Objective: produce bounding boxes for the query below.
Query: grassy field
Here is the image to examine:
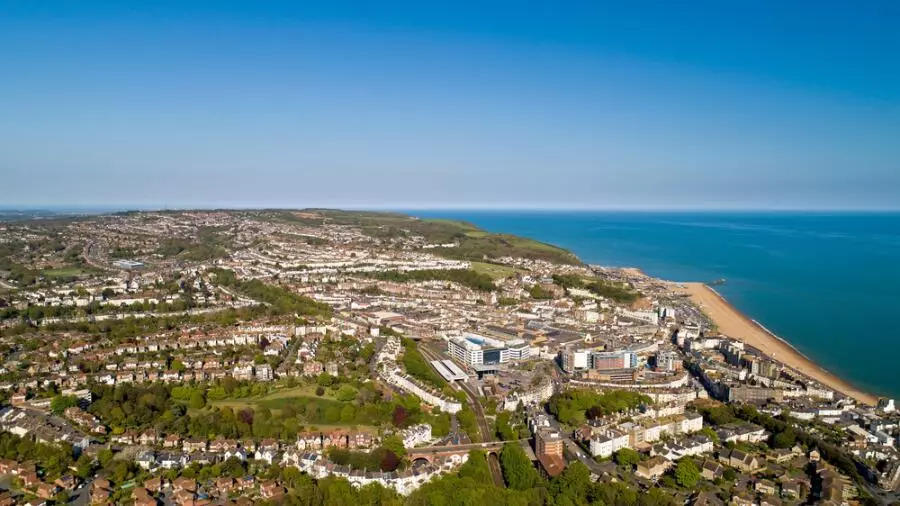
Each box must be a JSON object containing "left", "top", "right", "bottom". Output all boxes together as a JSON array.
[
  {"left": 471, "top": 261, "right": 521, "bottom": 280},
  {"left": 209, "top": 385, "right": 329, "bottom": 411},
  {"left": 42, "top": 267, "right": 88, "bottom": 277},
  {"left": 205, "top": 385, "right": 379, "bottom": 433},
  {"left": 422, "top": 218, "right": 480, "bottom": 233}
]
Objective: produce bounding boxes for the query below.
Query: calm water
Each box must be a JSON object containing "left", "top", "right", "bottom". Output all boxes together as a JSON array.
[{"left": 412, "top": 211, "right": 900, "bottom": 399}]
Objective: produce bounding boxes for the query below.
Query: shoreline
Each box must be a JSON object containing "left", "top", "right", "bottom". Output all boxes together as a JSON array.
[{"left": 675, "top": 282, "right": 878, "bottom": 406}]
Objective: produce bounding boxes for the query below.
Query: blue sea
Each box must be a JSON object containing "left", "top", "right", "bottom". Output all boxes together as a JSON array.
[{"left": 412, "top": 211, "right": 900, "bottom": 399}]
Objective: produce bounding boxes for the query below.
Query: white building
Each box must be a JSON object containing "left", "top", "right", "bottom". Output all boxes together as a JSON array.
[
  {"left": 401, "top": 424, "right": 433, "bottom": 448},
  {"left": 589, "top": 429, "right": 630, "bottom": 458}
]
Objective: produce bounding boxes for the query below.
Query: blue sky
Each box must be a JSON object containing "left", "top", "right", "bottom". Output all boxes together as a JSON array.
[{"left": 1, "top": 1, "right": 898, "bottom": 210}]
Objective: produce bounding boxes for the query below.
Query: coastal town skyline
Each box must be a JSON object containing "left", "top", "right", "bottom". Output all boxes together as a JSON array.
[
  {"left": 3, "top": 1, "right": 900, "bottom": 504},
  {"left": 2, "top": 207, "right": 900, "bottom": 505}
]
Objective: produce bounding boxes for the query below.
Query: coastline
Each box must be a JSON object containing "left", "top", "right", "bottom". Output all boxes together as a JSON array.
[{"left": 675, "top": 282, "right": 877, "bottom": 406}]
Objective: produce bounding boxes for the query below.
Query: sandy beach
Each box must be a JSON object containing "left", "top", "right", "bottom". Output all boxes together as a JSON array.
[{"left": 677, "top": 282, "right": 877, "bottom": 406}]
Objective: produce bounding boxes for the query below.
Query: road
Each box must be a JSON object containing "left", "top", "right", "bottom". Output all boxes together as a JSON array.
[{"left": 543, "top": 405, "right": 614, "bottom": 477}]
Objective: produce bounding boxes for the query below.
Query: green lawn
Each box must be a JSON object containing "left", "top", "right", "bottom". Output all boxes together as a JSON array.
[
  {"left": 471, "top": 261, "right": 521, "bottom": 280},
  {"left": 42, "top": 267, "right": 88, "bottom": 277}
]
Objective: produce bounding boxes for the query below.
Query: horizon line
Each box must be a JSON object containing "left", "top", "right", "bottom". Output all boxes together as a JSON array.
[{"left": 2, "top": 204, "right": 900, "bottom": 214}]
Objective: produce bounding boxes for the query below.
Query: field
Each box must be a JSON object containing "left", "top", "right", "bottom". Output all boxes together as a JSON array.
[
  {"left": 41, "top": 267, "right": 88, "bottom": 278},
  {"left": 470, "top": 261, "right": 521, "bottom": 280},
  {"left": 207, "top": 385, "right": 381, "bottom": 432},
  {"left": 209, "top": 384, "right": 326, "bottom": 411}
]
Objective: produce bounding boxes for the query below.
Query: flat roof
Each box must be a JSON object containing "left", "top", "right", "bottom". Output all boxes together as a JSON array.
[
  {"left": 430, "top": 360, "right": 466, "bottom": 381},
  {"left": 441, "top": 360, "right": 466, "bottom": 378}
]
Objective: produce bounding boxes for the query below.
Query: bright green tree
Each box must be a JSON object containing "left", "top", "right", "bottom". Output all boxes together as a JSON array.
[
  {"left": 674, "top": 458, "right": 700, "bottom": 488},
  {"left": 500, "top": 442, "right": 539, "bottom": 490}
]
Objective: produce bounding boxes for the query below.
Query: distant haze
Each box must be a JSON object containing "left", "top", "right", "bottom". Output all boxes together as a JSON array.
[{"left": 1, "top": 1, "right": 898, "bottom": 210}]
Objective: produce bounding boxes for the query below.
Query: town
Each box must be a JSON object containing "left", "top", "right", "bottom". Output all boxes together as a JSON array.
[{"left": 0, "top": 209, "right": 897, "bottom": 505}]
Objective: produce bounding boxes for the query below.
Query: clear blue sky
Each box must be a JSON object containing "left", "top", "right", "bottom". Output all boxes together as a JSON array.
[{"left": 1, "top": 1, "right": 898, "bottom": 210}]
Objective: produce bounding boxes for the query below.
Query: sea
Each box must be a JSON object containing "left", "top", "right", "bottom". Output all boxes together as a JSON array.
[{"left": 411, "top": 211, "right": 900, "bottom": 400}]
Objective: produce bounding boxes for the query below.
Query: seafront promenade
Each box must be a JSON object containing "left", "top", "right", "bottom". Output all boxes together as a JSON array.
[{"left": 678, "top": 282, "right": 878, "bottom": 406}]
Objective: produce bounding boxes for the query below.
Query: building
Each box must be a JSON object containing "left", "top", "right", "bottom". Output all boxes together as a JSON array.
[
  {"left": 448, "top": 333, "right": 529, "bottom": 367},
  {"left": 536, "top": 427, "right": 564, "bottom": 458},
  {"left": 636, "top": 456, "right": 672, "bottom": 480},
  {"left": 590, "top": 350, "right": 637, "bottom": 370},
  {"left": 589, "top": 429, "right": 630, "bottom": 458},
  {"left": 656, "top": 351, "right": 682, "bottom": 372},
  {"left": 113, "top": 259, "right": 145, "bottom": 270}
]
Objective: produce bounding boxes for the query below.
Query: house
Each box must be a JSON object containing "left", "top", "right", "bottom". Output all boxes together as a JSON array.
[
  {"left": 90, "top": 479, "right": 112, "bottom": 505},
  {"left": 136, "top": 451, "right": 157, "bottom": 470},
  {"left": 112, "top": 430, "right": 138, "bottom": 445},
  {"left": 90, "top": 487, "right": 111, "bottom": 505},
  {"left": 254, "top": 446, "right": 278, "bottom": 465},
  {"left": 139, "top": 430, "right": 159, "bottom": 445},
  {"left": 692, "top": 492, "right": 725, "bottom": 506},
  {"left": 260, "top": 480, "right": 285, "bottom": 499},
  {"left": 183, "top": 439, "right": 207, "bottom": 453},
  {"left": 700, "top": 459, "right": 724, "bottom": 481},
  {"left": 164, "top": 434, "right": 182, "bottom": 448},
  {"left": 223, "top": 448, "right": 247, "bottom": 462},
  {"left": 54, "top": 475, "right": 78, "bottom": 491},
  {"left": 172, "top": 489, "right": 195, "bottom": 506},
  {"left": 755, "top": 479, "right": 777, "bottom": 495},
  {"left": 730, "top": 494, "right": 754, "bottom": 506},
  {"left": 0, "top": 490, "right": 15, "bottom": 506},
  {"left": 172, "top": 477, "right": 197, "bottom": 493},
  {"left": 719, "top": 448, "right": 762, "bottom": 473},
  {"left": 144, "top": 476, "right": 166, "bottom": 493},
  {"left": 20, "top": 472, "right": 40, "bottom": 487},
  {"left": 780, "top": 480, "right": 801, "bottom": 499},
  {"left": 0, "top": 459, "right": 15, "bottom": 474},
  {"left": 349, "top": 432, "right": 374, "bottom": 449},
  {"left": 215, "top": 477, "right": 234, "bottom": 493},
  {"left": 636, "top": 456, "right": 672, "bottom": 480},
  {"left": 34, "top": 482, "right": 59, "bottom": 499}
]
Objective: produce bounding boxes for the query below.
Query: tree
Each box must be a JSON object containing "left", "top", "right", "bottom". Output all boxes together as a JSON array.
[
  {"left": 74, "top": 454, "right": 94, "bottom": 479},
  {"left": 500, "top": 443, "right": 539, "bottom": 490},
  {"left": 457, "top": 450, "right": 493, "bottom": 485},
  {"left": 189, "top": 391, "right": 206, "bottom": 410},
  {"left": 494, "top": 412, "right": 517, "bottom": 441},
  {"left": 381, "top": 435, "right": 406, "bottom": 459},
  {"left": 614, "top": 448, "right": 640, "bottom": 468},
  {"left": 50, "top": 395, "right": 78, "bottom": 415},
  {"left": 772, "top": 428, "right": 797, "bottom": 449},
  {"left": 97, "top": 448, "right": 114, "bottom": 469},
  {"left": 699, "top": 426, "right": 720, "bottom": 444},
  {"left": 551, "top": 461, "right": 591, "bottom": 503},
  {"left": 674, "top": 458, "right": 700, "bottom": 488},
  {"left": 336, "top": 384, "right": 358, "bottom": 402},
  {"left": 392, "top": 405, "right": 410, "bottom": 428}
]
